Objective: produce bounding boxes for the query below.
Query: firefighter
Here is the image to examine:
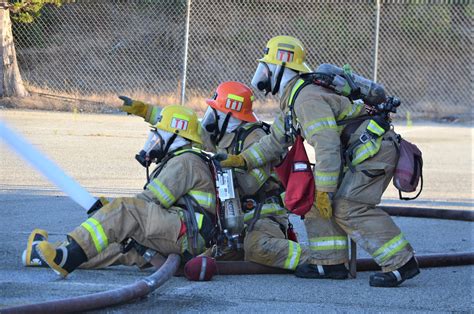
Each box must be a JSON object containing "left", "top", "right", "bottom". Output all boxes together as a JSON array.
[
  {"left": 34, "top": 105, "right": 217, "bottom": 277},
  {"left": 119, "top": 81, "right": 311, "bottom": 270},
  {"left": 200, "top": 81, "right": 310, "bottom": 270},
  {"left": 219, "top": 36, "right": 420, "bottom": 287}
]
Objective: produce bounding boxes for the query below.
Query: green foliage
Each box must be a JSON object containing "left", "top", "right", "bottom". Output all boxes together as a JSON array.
[{"left": 9, "top": 0, "right": 65, "bottom": 23}]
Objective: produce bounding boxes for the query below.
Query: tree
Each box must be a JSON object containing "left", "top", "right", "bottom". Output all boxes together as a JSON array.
[{"left": 8, "top": 0, "right": 64, "bottom": 23}]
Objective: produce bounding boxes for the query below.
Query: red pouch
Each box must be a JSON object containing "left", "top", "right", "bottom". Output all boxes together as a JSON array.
[{"left": 274, "top": 134, "right": 315, "bottom": 216}]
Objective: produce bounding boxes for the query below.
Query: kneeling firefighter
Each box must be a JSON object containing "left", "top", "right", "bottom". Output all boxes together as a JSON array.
[
  {"left": 200, "top": 81, "right": 311, "bottom": 270},
  {"left": 117, "top": 81, "right": 311, "bottom": 270},
  {"left": 219, "top": 35, "right": 420, "bottom": 287},
  {"left": 35, "top": 105, "right": 218, "bottom": 277}
]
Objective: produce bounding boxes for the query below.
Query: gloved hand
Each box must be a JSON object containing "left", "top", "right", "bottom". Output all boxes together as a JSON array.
[
  {"left": 315, "top": 191, "right": 333, "bottom": 219},
  {"left": 216, "top": 153, "right": 246, "bottom": 168},
  {"left": 119, "top": 96, "right": 148, "bottom": 118}
]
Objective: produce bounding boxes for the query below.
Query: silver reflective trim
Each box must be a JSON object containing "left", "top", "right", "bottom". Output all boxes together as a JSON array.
[
  {"left": 392, "top": 270, "right": 402, "bottom": 282},
  {"left": 199, "top": 257, "right": 207, "bottom": 281},
  {"left": 317, "top": 265, "right": 325, "bottom": 276},
  {"left": 59, "top": 246, "right": 68, "bottom": 268}
]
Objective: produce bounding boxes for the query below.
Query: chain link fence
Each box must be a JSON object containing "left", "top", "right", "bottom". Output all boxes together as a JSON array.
[{"left": 11, "top": 0, "right": 473, "bottom": 118}]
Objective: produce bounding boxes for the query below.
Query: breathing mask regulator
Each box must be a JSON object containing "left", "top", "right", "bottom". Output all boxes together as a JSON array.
[
  {"left": 201, "top": 106, "right": 243, "bottom": 145},
  {"left": 313, "top": 63, "right": 387, "bottom": 107}
]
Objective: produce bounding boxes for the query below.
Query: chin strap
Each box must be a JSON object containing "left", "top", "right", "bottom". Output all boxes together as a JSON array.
[
  {"left": 272, "top": 62, "right": 286, "bottom": 95},
  {"left": 215, "top": 112, "right": 232, "bottom": 145}
]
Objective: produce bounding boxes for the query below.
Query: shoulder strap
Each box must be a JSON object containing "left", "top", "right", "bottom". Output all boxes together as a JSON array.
[{"left": 231, "top": 122, "right": 271, "bottom": 155}]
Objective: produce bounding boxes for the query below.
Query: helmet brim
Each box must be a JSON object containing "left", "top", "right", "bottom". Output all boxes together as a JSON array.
[
  {"left": 205, "top": 99, "right": 258, "bottom": 123},
  {"left": 258, "top": 58, "right": 312, "bottom": 73}
]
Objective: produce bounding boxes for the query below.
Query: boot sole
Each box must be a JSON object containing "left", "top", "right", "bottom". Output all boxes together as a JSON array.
[{"left": 295, "top": 271, "right": 348, "bottom": 280}]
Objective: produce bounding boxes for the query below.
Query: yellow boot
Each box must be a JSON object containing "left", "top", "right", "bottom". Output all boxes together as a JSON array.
[
  {"left": 35, "top": 239, "right": 87, "bottom": 278},
  {"left": 22, "top": 229, "right": 48, "bottom": 267}
]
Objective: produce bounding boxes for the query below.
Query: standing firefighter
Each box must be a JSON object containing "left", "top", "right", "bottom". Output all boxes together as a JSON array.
[
  {"left": 201, "top": 81, "right": 310, "bottom": 270},
  {"left": 220, "top": 35, "right": 420, "bottom": 287},
  {"left": 35, "top": 105, "right": 217, "bottom": 277}
]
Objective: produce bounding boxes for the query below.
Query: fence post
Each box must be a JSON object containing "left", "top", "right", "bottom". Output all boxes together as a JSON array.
[
  {"left": 0, "top": 0, "right": 28, "bottom": 97},
  {"left": 372, "top": 0, "right": 381, "bottom": 83},
  {"left": 181, "top": 0, "right": 192, "bottom": 106}
]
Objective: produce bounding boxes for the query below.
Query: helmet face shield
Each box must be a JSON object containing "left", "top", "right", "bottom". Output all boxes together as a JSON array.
[
  {"left": 251, "top": 62, "right": 272, "bottom": 95},
  {"left": 201, "top": 107, "right": 219, "bottom": 133},
  {"left": 135, "top": 128, "right": 165, "bottom": 167}
]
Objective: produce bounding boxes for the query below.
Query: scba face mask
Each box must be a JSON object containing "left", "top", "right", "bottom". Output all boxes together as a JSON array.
[
  {"left": 201, "top": 107, "right": 243, "bottom": 145},
  {"left": 135, "top": 128, "right": 189, "bottom": 167},
  {"left": 251, "top": 62, "right": 273, "bottom": 95}
]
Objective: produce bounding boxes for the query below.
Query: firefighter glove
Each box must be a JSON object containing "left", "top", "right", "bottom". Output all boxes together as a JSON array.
[
  {"left": 315, "top": 191, "right": 333, "bottom": 219},
  {"left": 119, "top": 96, "right": 148, "bottom": 118},
  {"left": 218, "top": 154, "right": 246, "bottom": 169}
]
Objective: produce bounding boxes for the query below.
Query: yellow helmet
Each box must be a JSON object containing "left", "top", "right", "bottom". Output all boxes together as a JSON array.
[
  {"left": 155, "top": 105, "right": 203, "bottom": 144},
  {"left": 259, "top": 35, "right": 311, "bottom": 73}
]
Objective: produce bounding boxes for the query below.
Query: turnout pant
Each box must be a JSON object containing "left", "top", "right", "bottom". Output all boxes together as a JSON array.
[
  {"left": 244, "top": 217, "right": 311, "bottom": 270},
  {"left": 305, "top": 137, "right": 414, "bottom": 272},
  {"left": 69, "top": 197, "right": 183, "bottom": 265}
]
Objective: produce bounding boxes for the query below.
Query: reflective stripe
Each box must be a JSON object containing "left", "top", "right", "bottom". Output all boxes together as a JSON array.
[
  {"left": 284, "top": 241, "right": 302, "bottom": 270},
  {"left": 247, "top": 146, "right": 266, "bottom": 166},
  {"left": 367, "top": 120, "right": 385, "bottom": 136},
  {"left": 249, "top": 168, "right": 269, "bottom": 187},
  {"left": 372, "top": 233, "right": 409, "bottom": 264},
  {"left": 309, "top": 236, "right": 348, "bottom": 251},
  {"left": 289, "top": 79, "right": 306, "bottom": 105},
  {"left": 272, "top": 117, "right": 285, "bottom": 138},
  {"left": 227, "top": 94, "right": 244, "bottom": 102},
  {"left": 315, "top": 170, "right": 339, "bottom": 187},
  {"left": 173, "top": 148, "right": 204, "bottom": 156},
  {"left": 303, "top": 117, "right": 337, "bottom": 138},
  {"left": 188, "top": 190, "right": 216, "bottom": 209},
  {"left": 243, "top": 203, "right": 287, "bottom": 222},
  {"left": 337, "top": 102, "right": 364, "bottom": 121},
  {"left": 81, "top": 217, "right": 108, "bottom": 254},
  {"left": 149, "top": 106, "right": 161, "bottom": 125},
  {"left": 195, "top": 213, "right": 204, "bottom": 230},
  {"left": 351, "top": 137, "right": 382, "bottom": 165},
  {"left": 148, "top": 179, "right": 176, "bottom": 208}
]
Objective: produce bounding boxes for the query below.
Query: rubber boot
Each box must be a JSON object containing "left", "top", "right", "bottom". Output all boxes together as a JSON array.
[
  {"left": 35, "top": 237, "right": 87, "bottom": 278},
  {"left": 294, "top": 263, "right": 348, "bottom": 279},
  {"left": 369, "top": 256, "right": 420, "bottom": 287},
  {"left": 22, "top": 229, "right": 48, "bottom": 267}
]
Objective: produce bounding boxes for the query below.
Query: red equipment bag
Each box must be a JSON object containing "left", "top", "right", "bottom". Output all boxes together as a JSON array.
[
  {"left": 393, "top": 138, "right": 423, "bottom": 200},
  {"left": 274, "top": 134, "right": 315, "bottom": 216}
]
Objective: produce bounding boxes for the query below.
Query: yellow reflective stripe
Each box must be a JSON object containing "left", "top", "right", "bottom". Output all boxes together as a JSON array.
[
  {"left": 148, "top": 179, "right": 176, "bottom": 208},
  {"left": 272, "top": 117, "right": 285, "bottom": 138},
  {"left": 149, "top": 106, "right": 161, "bottom": 125},
  {"left": 284, "top": 241, "right": 302, "bottom": 270},
  {"left": 315, "top": 170, "right": 339, "bottom": 187},
  {"left": 173, "top": 148, "right": 203, "bottom": 156},
  {"left": 228, "top": 94, "right": 245, "bottom": 102},
  {"left": 367, "top": 120, "right": 385, "bottom": 136},
  {"left": 351, "top": 137, "right": 382, "bottom": 165},
  {"left": 188, "top": 190, "right": 216, "bottom": 209},
  {"left": 250, "top": 95, "right": 255, "bottom": 101},
  {"left": 337, "top": 102, "right": 363, "bottom": 121},
  {"left": 195, "top": 213, "right": 204, "bottom": 230},
  {"left": 173, "top": 113, "right": 189, "bottom": 121},
  {"left": 81, "top": 217, "right": 108, "bottom": 254},
  {"left": 249, "top": 168, "right": 269, "bottom": 187},
  {"left": 243, "top": 203, "right": 287, "bottom": 222},
  {"left": 309, "top": 236, "right": 348, "bottom": 251},
  {"left": 289, "top": 79, "right": 306, "bottom": 105},
  {"left": 247, "top": 146, "right": 266, "bottom": 166},
  {"left": 303, "top": 117, "right": 337, "bottom": 138},
  {"left": 373, "top": 233, "right": 409, "bottom": 264}
]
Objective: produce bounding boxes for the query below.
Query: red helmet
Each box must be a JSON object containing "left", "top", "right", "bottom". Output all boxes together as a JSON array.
[{"left": 205, "top": 81, "right": 258, "bottom": 122}]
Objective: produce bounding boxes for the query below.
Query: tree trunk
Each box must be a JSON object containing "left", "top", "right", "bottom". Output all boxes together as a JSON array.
[{"left": 0, "top": 1, "right": 28, "bottom": 97}]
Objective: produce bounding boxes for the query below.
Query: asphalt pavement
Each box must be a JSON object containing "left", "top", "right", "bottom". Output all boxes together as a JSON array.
[{"left": 0, "top": 110, "right": 472, "bottom": 312}]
